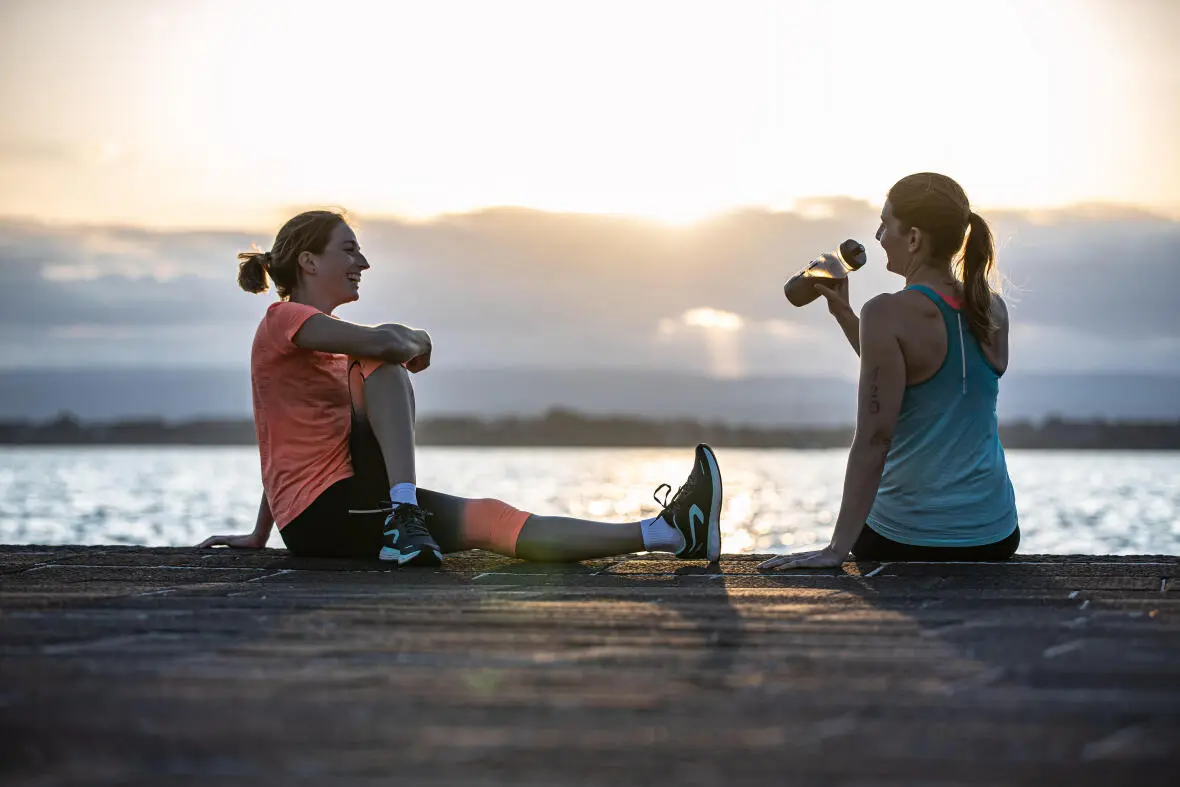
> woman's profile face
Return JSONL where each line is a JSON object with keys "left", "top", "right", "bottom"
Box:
{"left": 876, "top": 200, "right": 911, "bottom": 276}
{"left": 309, "top": 221, "right": 370, "bottom": 306}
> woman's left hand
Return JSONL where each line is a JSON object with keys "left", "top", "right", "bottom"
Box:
{"left": 404, "top": 329, "right": 432, "bottom": 373}
{"left": 758, "top": 545, "right": 848, "bottom": 571}
{"left": 405, "top": 353, "right": 431, "bottom": 373}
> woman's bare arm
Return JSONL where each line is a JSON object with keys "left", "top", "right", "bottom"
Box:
{"left": 833, "top": 310, "right": 861, "bottom": 356}
{"left": 760, "top": 294, "right": 905, "bottom": 569}
{"left": 198, "top": 491, "right": 274, "bottom": 549}
{"left": 815, "top": 280, "right": 860, "bottom": 356}
{"left": 826, "top": 296, "right": 906, "bottom": 556}
{"left": 293, "top": 315, "right": 430, "bottom": 366}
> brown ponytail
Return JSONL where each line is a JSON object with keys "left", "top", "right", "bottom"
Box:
{"left": 887, "top": 173, "right": 999, "bottom": 343}
{"left": 237, "top": 248, "right": 272, "bottom": 294}
{"left": 235, "top": 210, "right": 347, "bottom": 300}
{"left": 958, "top": 211, "right": 997, "bottom": 343}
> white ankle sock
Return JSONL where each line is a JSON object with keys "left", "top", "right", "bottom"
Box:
{"left": 640, "top": 514, "right": 685, "bottom": 553}
{"left": 390, "top": 483, "right": 418, "bottom": 507}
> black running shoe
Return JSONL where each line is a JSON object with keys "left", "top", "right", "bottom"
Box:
{"left": 378, "top": 504, "right": 443, "bottom": 566}
{"left": 652, "top": 443, "right": 722, "bottom": 561}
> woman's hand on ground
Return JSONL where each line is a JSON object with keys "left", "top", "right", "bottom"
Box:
{"left": 814, "top": 279, "right": 851, "bottom": 317}
{"left": 196, "top": 532, "right": 268, "bottom": 550}
{"left": 758, "top": 545, "right": 848, "bottom": 571}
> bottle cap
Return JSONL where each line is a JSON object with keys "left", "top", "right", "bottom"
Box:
{"left": 839, "top": 239, "right": 867, "bottom": 270}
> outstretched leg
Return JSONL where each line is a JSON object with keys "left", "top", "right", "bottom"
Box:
{"left": 529, "top": 443, "right": 720, "bottom": 562}
{"left": 354, "top": 360, "right": 723, "bottom": 564}
{"left": 416, "top": 444, "right": 723, "bottom": 563}
{"left": 516, "top": 515, "right": 643, "bottom": 562}
{"left": 415, "top": 489, "right": 645, "bottom": 562}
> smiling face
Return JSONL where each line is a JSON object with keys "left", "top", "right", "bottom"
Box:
{"left": 297, "top": 221, "right": 369, "bottom": 308}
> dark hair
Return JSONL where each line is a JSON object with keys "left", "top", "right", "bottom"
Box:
{"left": 237, "top": 210, "right": 347, "bottom": 299}
{"left": 887, "top": 173, "right": 998, "bottom": 343}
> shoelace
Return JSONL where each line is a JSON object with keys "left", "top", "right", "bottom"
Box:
{"left": 389, "top": 504, "right": 433, "bottom": 539}
{"left": 652, "top": 474, "right": 698, "bottom": 512}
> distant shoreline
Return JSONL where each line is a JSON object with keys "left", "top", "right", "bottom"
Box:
{"left": 2, "top": 411, "right": 1179, "bottom": 450}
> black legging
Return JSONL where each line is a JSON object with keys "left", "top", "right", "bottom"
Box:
{"left": 851, "top": 523, "right": 1020, "bottom": 561}
{"left": 279, "top": 410, "right": 530, "bottom": 559}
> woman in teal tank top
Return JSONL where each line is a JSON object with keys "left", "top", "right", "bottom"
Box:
{"left": 762, "top": 173, "right": 1019, "bottom": 571}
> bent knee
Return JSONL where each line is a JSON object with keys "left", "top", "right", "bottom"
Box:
{"left": 349, "top": 359, "right": 411, "bottom": 418}
{"left": 355, "top": 358, "right": 407, "bottom": 381}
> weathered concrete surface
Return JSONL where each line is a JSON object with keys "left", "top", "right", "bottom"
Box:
{"left": 1, "top": 547, "right": 1178, "bottom": 785}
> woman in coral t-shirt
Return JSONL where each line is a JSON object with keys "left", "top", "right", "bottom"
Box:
{"left": 198, "top": 210, "right": 722, "bottom": 566}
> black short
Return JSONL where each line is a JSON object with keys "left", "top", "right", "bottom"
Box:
{"left": 279, "top": 410, "right": 392, "bottom": 558}
{"left": 280, "top": 475, "right": 395, "bottom": 558}
{"left": 278, "top": 411, "right": 473, "bottom": 559}
{"left": 851, "top": 523, "right": 1020, "bottom": 561}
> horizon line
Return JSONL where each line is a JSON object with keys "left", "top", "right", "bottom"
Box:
{"left": 2, "top": 365, "right": 1179, "bottom": 379}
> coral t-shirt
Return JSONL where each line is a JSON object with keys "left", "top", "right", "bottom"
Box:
{"left": 251, "top": 301, "right": 354, "bottom": 528}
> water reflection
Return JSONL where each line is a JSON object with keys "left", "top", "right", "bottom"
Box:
{"left": 0, "top": 446, "right": 1176, "bottom": 554}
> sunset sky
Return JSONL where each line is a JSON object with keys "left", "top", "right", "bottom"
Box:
{"left": 0, "top": 0, "right": 1177, "bottom": 409}
{"left": 1, "top": 0, "right": 1178, "bottom": 228}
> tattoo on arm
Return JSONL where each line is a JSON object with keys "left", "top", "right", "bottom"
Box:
{"left": 865, "top": 367, "right": 892, "bottom": 452}
{"left": 869, "top": 366, "right": 880, "bottom": 414}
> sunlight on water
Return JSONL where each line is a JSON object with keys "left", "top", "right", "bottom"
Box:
{"left": 0, "top": 447, "right": 1177, "bottom": 554}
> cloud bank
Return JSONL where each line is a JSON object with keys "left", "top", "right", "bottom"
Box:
{"left": 1, "top": 200, "right": 1177, "bottom": 377}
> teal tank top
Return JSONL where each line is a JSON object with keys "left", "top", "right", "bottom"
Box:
{"left": 866, "top": 284, "right": 1018, "bottom": 547}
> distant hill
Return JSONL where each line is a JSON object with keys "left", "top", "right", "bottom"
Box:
{"left": 3, "top": 411, "right": 1179, "bottom": 450}
{"left": 1, "top": 367, "right": 1179, "bottom": 427}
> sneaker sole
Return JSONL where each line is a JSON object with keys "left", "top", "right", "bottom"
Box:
{"left": 700, "top": 444, "right": 723, "bottom": 563}
{"left": 397, "top": 547, "right": 443, "bottom": 567}
{"left": 378, "top": 546, "right": 443, "bottom": 566}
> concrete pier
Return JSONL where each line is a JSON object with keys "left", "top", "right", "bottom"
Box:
{"left": 2, "top": 546, "right": 1178, "bottom": 784}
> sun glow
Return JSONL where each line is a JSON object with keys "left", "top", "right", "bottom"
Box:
{"left": 0, "top": 0, "right": 1171, "bottom": 228}
{"left": 682, "top": 307, "right": 744, "bottom": 332}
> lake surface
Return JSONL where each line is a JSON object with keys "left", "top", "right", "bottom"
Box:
{"left": 0, "top": 447, "right": 1176, "bottom": 555}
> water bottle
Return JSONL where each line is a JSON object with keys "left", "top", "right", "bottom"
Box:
{"left": 783, "top": 239, "right": 867, "bottom": 307}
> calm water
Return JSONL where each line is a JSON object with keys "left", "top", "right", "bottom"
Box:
{"left": 0, "top": 447, "right": 1177, "bottom": 555}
